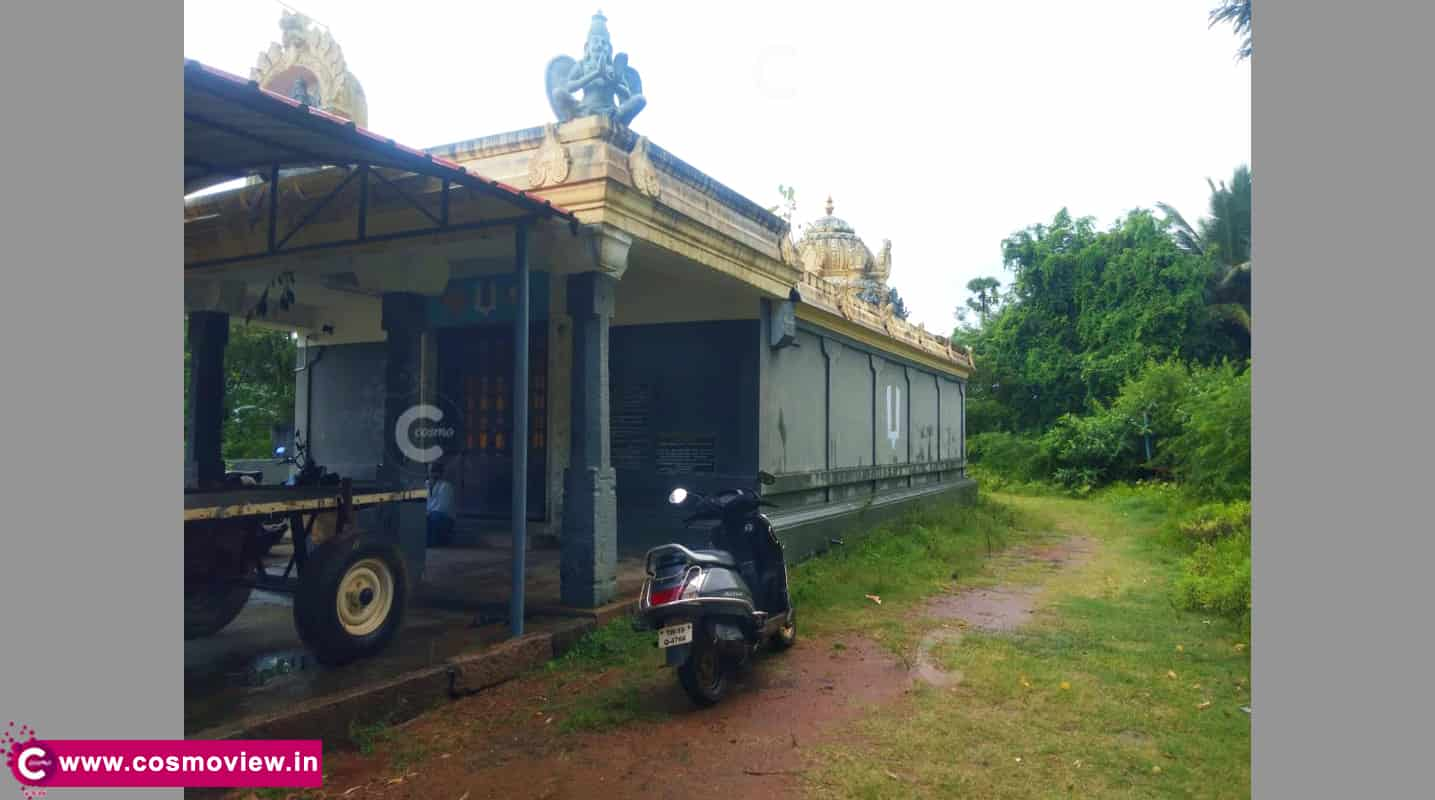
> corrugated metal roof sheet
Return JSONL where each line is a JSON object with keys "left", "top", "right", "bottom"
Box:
{"left": 183, "top": 59, "right": 573, "bottom": 223}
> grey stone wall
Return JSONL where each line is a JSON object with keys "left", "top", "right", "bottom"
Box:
{"left": 607, "top": 319, "right": 761, "bottom": 553}
{"left": 757, "top": 299, "right": 970, "bottom": 520}
{"left": 295, "top": 341, "right": 388, "bottom": 480}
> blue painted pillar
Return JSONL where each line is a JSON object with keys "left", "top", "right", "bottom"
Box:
{"left": 561, "top": 271, "right": 618, "bottom": 608}
{"left": 510, "top": 223, "right": 531, "bottom": 636}
{"left": 379, "top": 293, "right": 428, "bottom": 487}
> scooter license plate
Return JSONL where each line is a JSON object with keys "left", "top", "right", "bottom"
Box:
{"left": 658, "top": 622, "right": 693, "bottom": 648}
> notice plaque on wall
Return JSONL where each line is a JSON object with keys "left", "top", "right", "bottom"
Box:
{"left": 611, "top": 383, "right": 651, "bottom": 471}
{"left": 655, "top": 435, "right": 717, "bottom": 475}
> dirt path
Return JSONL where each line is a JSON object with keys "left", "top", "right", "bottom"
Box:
{"left": 259, "top": 535, "right": 1097, "bottom": 800}
{"left": 302, "top": 637, "right": 908, "bottom": 800}
{"left": 911, "top": 535, "right": 1096, "bottom": 691}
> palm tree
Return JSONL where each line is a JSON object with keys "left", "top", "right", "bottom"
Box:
{"left": 1210, "top": 0, "right": 1252, "bottom": 61}
{"left": 1158, "top": 165, "right": 1251, "bottom": 333}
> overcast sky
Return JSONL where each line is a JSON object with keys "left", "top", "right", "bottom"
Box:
{"left": 184, "top": 0, "right": 1250, "bottom": 333}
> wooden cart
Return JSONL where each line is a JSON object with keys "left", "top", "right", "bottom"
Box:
{"left": 183, "top": 480, "right": 427, "bottom": 665}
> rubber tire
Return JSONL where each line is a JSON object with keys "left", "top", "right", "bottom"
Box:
{"left": 769, "top": 609, "right": 797, "bottom": 651}
{"left": 677, "top": 624, "right": 730, "bottom": 707}
{"left": 294, "top": 536, "right": 408, "bottom": 667}
{"left": 184, "top": 577, "right": 253, "bottom": 640}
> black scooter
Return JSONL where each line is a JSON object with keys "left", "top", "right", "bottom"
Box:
{"left": 633, "top": 471, "right": 797, "bottom": 707}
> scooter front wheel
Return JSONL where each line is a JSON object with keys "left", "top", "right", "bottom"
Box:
{"left": 677, "top": 625, "right": 730, "bottom": 707}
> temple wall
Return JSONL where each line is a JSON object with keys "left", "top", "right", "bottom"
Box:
{"left": 755, "top": 300, "right": 972, "bottom": 559}
{"left": 606, "top": 319, "right": 761, "bottom": 553}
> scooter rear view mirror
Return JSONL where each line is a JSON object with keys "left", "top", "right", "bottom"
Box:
{"left": 757, "top": 471, "right": 776, "bottom": 486}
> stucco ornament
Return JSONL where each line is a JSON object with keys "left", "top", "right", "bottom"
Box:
{"left": 528, "top": 123, "right": 572, "bottom": 188}
{"left": 797, "top": 196, "right": 889, "bottom": 293}
{"left": 836, "top": 283, "right": 866, "bottom": 320}
{"left": 545, "top": 11, "right": 646, "bottom": 127}
{"left": 778, "top": 234, "right": 802, "bottom": 269}
{"left": 628, "top": 136, "right": 661, "bottom": 198}
{"left": 251, "top": 11, "right": 369, "bottom": 127}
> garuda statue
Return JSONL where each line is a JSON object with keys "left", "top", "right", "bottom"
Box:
{"left": 546, "top": 11, "right": 646, "bottom": 127}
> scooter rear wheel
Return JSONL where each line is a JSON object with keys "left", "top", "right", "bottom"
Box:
{"left": 770, "top": 610, "right": 797, "bottom": 651}
{"left": 677, "top": 626, "right": 729, "bottom": 707}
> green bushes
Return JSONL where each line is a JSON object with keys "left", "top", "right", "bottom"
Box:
{"left": 967, "top": 431, "right": 1050, "bottom": 484}
{"left": 966, "top": 359, "right": 1250, "bottom": 500}
{"left": 1165, "top": 365, "right": 1251, "bottom": 500}
{"left": 1157, "top": 495, "right": 1252, "bottom": 629}
{"left": 1176, "top": 500, "right": 1251, "bottom": 543}
{"left": 1173, "top": 527, "right": 1251, "bottom": 631}
{"left": 1040, "top": 409, "right": 1133, "bottom": 492}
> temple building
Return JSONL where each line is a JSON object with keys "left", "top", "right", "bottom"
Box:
{"left": 183, "top": 11, "right": 976, "bottom": 611}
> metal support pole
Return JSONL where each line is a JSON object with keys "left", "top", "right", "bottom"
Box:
{"left": 266, "top": 163, "right": 280, "bottom": 253}
{"left": 510, "top": 222, "right": 531, "bottom": 638}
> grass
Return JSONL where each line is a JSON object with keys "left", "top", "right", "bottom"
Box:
{"left": 531, "top": 615, "right": 674, "bottom": 733}
{"left": 788, "top": 495, "right": 1041, "bottom": 660}
{"left": 802, "top": 492, "right": 1251, "bottom": 799}
{"left": 347, "top": 717, "right": 396, "bottom": 755}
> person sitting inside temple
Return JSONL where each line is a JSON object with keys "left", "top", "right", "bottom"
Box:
{"left": 426, "top": 461, "right": 456, "bottom": 547}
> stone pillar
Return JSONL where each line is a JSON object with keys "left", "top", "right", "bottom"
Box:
{"left": 186, "top": 310, "right": 229, "bottom": 488}
{"left": 379, "top": 292, "right": 428, "bottom": 487}
{"left": 560, "top": 270, "right": 619, "bottom": 608}
{"left": 820, "top": 336, "right": 840, "bottom": 503}
{"left": 959, "top": 380, "right": 967, "bottom": 478}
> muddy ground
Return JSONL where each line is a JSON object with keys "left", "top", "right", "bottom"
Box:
{"left": 241, "top": 536, "right": 1096, "bottom": 800}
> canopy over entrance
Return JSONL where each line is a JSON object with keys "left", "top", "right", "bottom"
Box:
{"left": 184, "top": 60, "right": 576, "bottom": 271}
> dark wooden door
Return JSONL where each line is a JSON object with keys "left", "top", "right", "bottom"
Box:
{"left": 436, "top": 325, "right": 547, "bottom": 520}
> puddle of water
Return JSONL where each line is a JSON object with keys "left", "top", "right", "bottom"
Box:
{"left": 912, "top": 629, "right": 964, "bottom": 687}
{"left": 910, "top": 535, "right": 1100, "bottom": 686}
{"left": 925, "top": 587, "right": 1041, "bottom": 631}
{"left": 238, "top": 649, "right": 314, "bottom": 687}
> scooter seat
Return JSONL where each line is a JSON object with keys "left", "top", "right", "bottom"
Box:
{"left": 688, "top": 549, "right": 737, "bottom": 568}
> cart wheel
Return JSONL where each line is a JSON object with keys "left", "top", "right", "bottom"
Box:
{"left": 294, "top": 536, "right": 408, "bottom": 666}
{"left": 184, "top": 577, "right": 253, "bottom": 640}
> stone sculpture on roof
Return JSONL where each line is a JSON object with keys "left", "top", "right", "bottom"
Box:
{"left": 251, "top": 11, "right": 369, "bottom": 127}
{"left": 545, "top": 11, "right": 647, "bottom": 127}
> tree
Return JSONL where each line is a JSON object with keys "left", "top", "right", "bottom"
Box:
{"left": 184, "top": 318, "right": 298, "bottom": 461}
{"left": 1209, "top": 0, "right": 1252, "bottom": 61}
{"left": 223, "top": 322, "right": 298, "bottom": 458}
{"left": 964, "top": 277, "right": 1002, "bottom": 325}
{"left": 1157, "top": 165, "right": 1251, "bottom": 334}
{"left": 965, "top": 208, "right": 1244, "bottom": 431}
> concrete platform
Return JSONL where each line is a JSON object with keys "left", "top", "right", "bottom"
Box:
{"left": 184, "top": 540, "right": 645, "bottom": 741}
